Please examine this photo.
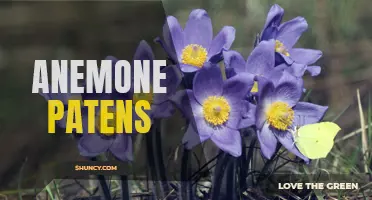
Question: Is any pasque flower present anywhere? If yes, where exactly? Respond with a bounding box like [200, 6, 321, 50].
[255, 71, 328, 162]
[76, 104, 134, 161]
[69, 56, 135, 161]
[260, 4, 322, 77]
[38, 68, 133, 161]
[179, 64, 254, 157]
[77, 40, 181, 159]
[126, 40, 182, 119]
[156, 9, 235, 73]
[39, 72, 83, 128]
[223, 39, 282, 93]
[92, 40, 181, 120]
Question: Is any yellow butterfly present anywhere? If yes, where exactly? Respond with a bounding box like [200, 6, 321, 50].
[291, 122, 341, 159]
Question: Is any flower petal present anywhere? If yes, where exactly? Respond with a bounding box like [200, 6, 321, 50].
[184, 9, 213, 49]
[188, 90, 216, 135]
[223, 50, 246, 74]
[275, 130, 309, 163]
[210, 127, 242, 157]
[261, 4, 284, 41]
[133, 40, 155, 61]
[255, 76, 275, 129]
[78, 134, 112, 157]
[293, 102, 328, 127]
[272, 71, 303, 107]
[41, 87, 80, 105]
[246, 39, 276, 76]
[225, 67, 237, 79]
[289, 48, 322, 65]
[226, 103, 243, 129]
[277, 17, 308, 49]
[182, 124, 210, 149]
[154, 37, 177, 63]
[306, 66, 321, 76]
[164, 16, 184, 61]
[222, 72, 255, 129]
[223, 72, 254, 104]
[208, 26, 236, 59]
[151, 102, 175, 119]
[132, 41, 155, 83]
[266, 66, 285, 86]
[276, 52, 294, 65]
[153, 65, 182, 104]
[287, 62, 307, 78]
[110, 134, 133, 161]
[257, 123, 278, 159]
[180, 63, 200, 73]
[276, 65, 305, 86]
[256, 76, 275, 105]
[169, 90, 192, 119]
[238, 101, 256, 129]
[193, 64, 223, 104]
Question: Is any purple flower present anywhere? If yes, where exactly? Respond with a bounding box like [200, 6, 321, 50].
[77, 56, 135, 161]
[180, 64, 254, 157]
[223, 39, 281, 93]
[39, 72, 83, 128]
[82, 56, 131, 101]
[156, 9, 235, 73]
[77, 104, 133, 161]
[255, 71, 328, 162]
[38, 73, 133, 161]
[129, 40, 182, 119]
[98, 41, 181, 120]
[260, 4, 322, 77]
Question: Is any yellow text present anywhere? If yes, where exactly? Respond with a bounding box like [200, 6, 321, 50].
[47, 100, 151, 134]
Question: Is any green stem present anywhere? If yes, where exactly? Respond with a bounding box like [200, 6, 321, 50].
[180, 148, 192, 200]
[256, 144, 282, 184]
[89, 157, 111, 200]
[211, 152, 230, 199]
[120, 175, 130, 200]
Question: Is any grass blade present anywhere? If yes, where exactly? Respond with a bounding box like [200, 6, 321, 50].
[357, 88, 369, 172]
[17, 158, 27, 200]
[44, 181, 55, 200]
[52, 180, 61, 200]
[302, 89, 312, 102]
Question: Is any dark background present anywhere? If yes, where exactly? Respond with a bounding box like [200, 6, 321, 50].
[0, 0, 372, 199]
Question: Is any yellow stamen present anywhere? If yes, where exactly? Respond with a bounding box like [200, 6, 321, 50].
[181, 44, 208, 68]
[133, 86, 154, 105]
[251, 81, 258, 93]
[266, 101, 294, 131]
[96, 107, 116, 136]
[202, 96, 231, 126]
[275, 40, 290, 57]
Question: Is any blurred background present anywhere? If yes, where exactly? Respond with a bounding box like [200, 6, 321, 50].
[0, 0, 371, 199]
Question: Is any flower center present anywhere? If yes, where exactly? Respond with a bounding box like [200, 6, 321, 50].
[181, 44, 208, 68]
[133, 86, 154, 105]
[202, 96, 231, 126]
[275, 40, 290, 57]
[265, 101, 294, 131]
[96, 107, 116, 136]
[133, 92, 153, 105]
[251, 81, 258, 93]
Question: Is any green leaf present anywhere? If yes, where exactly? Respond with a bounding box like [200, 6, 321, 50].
[44, 181, 55, 200]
